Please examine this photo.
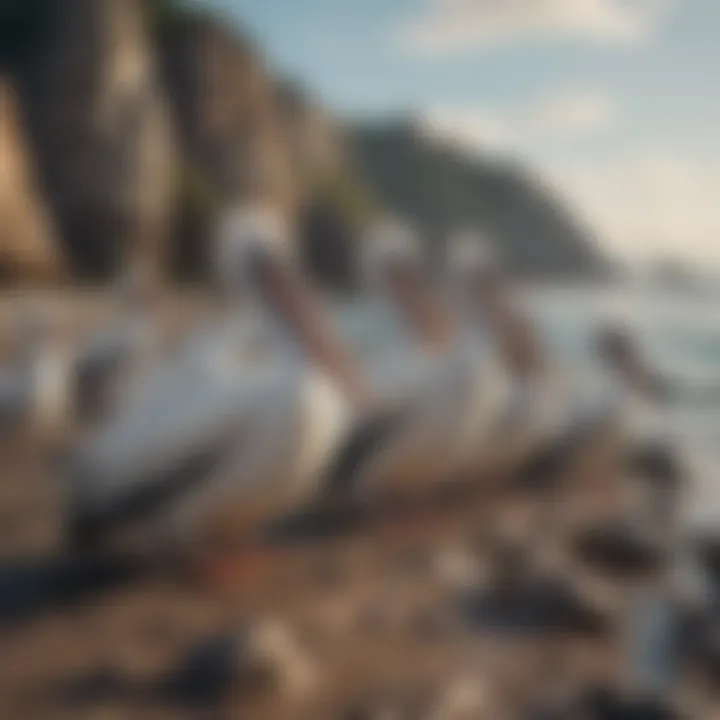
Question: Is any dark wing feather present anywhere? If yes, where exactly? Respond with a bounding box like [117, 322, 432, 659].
[68, 432, 239, 552]
[322, 405, 411, 500]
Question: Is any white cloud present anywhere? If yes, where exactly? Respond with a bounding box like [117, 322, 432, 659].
[549, 154, 720, 262]
[422, 108, 516, 150]
[401, 0, 673, 53]
[423, 98, 720, 263]
[525, 92, 617, 138]
[422, 91, 617, 151]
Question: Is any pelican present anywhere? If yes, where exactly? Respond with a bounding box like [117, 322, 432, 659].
[446, 231, 615, 485]
[65, 206, 359, 557]
[324, 220, 488, 504]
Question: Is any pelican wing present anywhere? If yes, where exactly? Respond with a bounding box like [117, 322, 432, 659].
[322, 405, 413, 500]
[76, 333, 133, 385]
[68, 427, 240, 550]
[74, 324, 149, 403]
[66, 347, 275, 550]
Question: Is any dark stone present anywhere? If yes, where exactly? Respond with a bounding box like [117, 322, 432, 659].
[571, 520, 666, 580]
[578, 686, 678, 720]
[456, 575, 608, 638]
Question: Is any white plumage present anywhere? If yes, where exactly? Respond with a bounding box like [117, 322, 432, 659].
[330, 222, 493, 500]
[66, 206, 351, 553]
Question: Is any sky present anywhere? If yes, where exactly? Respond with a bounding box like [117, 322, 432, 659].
[206, 0, 719, 265]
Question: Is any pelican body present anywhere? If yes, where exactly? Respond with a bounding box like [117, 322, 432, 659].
[66, 208, 352, 554]
[325, 222, 500, 502]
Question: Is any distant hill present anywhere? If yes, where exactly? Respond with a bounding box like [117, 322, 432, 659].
[349, 120, 612, 280]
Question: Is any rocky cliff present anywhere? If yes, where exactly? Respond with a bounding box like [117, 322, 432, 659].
[19, 0, 177, 279]
[0, 0, 610, 286]
[156, 13, 299, 278]
[0, 80, 63, 282]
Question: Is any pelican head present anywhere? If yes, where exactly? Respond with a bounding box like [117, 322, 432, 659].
[447, 229, 502, 291]
[445, 230, 515, 340]
[215, 204, 372, 405]
[363, 219, 421, 287]
[214, 204, 292, 299]
[363, 220, 455, 351]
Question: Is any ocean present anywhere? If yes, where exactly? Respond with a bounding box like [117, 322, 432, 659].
[531, 285, 720, 527]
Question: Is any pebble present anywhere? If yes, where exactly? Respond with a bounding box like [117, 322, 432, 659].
[161, 619, 317, 705]
[426, 676, 490, 719]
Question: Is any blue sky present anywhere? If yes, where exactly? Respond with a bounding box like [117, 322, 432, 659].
[205, 0, 720, 264]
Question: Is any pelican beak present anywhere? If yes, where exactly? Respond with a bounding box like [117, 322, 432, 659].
[248, 249, 372, 406]
[386, 261, 455, 351]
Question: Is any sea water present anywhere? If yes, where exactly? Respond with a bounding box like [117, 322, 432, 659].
[527, 284, 720, 526]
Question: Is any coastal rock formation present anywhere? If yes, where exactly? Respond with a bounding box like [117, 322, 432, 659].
[157, 13, 297, 277]
[278, 83, 346, 190]
[24, 0, 176, 279]
[0, 80, 63, 282]
[0, 1, 612, 285]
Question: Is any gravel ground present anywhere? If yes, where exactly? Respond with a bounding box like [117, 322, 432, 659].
[0, 294, 682, 719]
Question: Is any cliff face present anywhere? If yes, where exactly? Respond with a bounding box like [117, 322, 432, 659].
[23, 0, 176, 279]
[277, 83, 346, 190]
[0, 80, 63, 281]
[159, 18, 294, 208]
[0, 1, 610, 286]
[156, 14, 301, 277]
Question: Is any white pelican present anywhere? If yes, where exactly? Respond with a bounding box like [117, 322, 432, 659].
[445, 231, 614, 484]
[65, 206, 361, 556]
[324, 221, 488, 503]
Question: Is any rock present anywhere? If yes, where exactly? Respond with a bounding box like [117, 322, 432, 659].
[0, 79, 63, 282]
[343, 703, 404, 720]
[24, 0, 176, 279]
[456, 571, 609, 638]
[277, 82, 346, 190]
[433, 546, 480, 590]
[162, 621, 316, 705]
[577, 686, 679, 720]
[242, 622, 317, 696]
[426, 677, 490, 719]
[683, 606, 720, 685]
[158, 14, 295, 208]
[154, 9, 305, 279]
[571, 519, 667, 580]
